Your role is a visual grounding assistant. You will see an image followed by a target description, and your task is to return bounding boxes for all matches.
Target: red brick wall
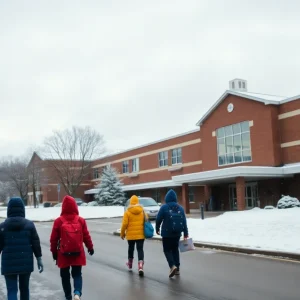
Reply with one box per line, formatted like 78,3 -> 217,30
279,99 -> 300,164
200,95 -> 282,170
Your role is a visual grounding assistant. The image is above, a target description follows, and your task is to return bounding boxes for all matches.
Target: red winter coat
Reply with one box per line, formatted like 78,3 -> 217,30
50,195 -> 93,269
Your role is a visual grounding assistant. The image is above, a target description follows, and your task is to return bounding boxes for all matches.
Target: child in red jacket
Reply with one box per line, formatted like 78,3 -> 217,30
50,195 -> 94,300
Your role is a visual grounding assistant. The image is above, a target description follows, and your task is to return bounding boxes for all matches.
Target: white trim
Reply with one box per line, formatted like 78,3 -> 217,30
195,90 -> 300,127
278,109 -> 300,120
281,140 -> 300,148
279,95 -> 300,104
196,90 -> 283,126
95,129 -> 200,161
172,166 -> 286,184
84,188 -> 100,195
121,180 -> 181,192
93,138 -> 200,168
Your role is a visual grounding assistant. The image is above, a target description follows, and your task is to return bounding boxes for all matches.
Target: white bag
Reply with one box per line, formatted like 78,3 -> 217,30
179,238 -> 195,253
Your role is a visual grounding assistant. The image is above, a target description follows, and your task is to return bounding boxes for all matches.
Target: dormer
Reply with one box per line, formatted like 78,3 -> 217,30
229,78 -> 248,92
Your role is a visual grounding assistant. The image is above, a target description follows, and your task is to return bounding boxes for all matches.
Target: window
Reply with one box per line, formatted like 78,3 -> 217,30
216,121 -> 251,166
242,82 -> 246,89
238,81 -> 242,88
131,158 -> 139,173
93,168 -> 99,179
122,160 -> 129,173
159,151 -> 168,167
232,82 -> 235,89
189,187 -> 195,203
172,148 -> 182,165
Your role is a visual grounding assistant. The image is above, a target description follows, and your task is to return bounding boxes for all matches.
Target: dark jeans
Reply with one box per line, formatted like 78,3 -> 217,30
60,266 -> 82,300
162,237 -> 180,269
128,239 -> 144,261
4,273 -> 31,300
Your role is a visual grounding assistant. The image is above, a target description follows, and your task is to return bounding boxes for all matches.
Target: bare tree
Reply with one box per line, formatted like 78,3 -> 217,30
0,181 -> 16,203
0,157 -> 29,203
43,126 -> 105,197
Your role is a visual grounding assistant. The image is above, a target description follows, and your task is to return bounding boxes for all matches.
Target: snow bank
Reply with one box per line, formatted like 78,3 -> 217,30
0,206 -> 124,222
187,207 -> 300,254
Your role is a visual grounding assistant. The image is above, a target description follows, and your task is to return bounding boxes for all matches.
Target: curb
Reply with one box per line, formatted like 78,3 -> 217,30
113,231 -> 300,262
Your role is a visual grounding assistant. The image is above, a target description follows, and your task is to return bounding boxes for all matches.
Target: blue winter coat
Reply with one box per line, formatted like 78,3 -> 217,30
156,189 -> 188,238
0,197 -> 42,275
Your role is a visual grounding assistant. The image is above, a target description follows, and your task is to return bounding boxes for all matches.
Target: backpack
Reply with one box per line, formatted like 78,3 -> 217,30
59,216 -> 83,256
168,204 -> 185,234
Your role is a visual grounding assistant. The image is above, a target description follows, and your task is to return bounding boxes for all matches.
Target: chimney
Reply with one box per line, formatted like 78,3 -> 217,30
229,78 -> 248,92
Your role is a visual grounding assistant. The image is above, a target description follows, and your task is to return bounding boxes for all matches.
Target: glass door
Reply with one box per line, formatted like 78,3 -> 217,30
245,182 -> 258,209
229,184 -> 237,210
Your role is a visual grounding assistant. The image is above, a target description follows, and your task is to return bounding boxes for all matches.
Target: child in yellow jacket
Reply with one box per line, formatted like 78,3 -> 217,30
121,195 -> 147,276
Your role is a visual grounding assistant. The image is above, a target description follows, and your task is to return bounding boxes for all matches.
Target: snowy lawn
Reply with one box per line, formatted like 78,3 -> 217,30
122,207 -> 300,254
185,207 -> 300,254
0,206 -> 124,222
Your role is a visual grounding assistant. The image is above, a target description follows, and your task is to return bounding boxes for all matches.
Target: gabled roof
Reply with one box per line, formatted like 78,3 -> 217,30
195,90 -> 299,126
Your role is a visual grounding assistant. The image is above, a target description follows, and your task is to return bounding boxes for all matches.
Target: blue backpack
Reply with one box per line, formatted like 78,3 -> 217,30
143,212 -> 154,239
168,204 -> 185,234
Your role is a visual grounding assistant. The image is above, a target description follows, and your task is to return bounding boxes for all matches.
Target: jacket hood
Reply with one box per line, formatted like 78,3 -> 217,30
165,189 -> 178,203
61,195 -> 79,216
128,195 -> 143,215
129,195 -> 139,206
7,197 -> 25,218
128,205 -> 143,215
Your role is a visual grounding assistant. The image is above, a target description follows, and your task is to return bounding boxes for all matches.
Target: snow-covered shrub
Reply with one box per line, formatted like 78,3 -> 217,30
80,202 -> 88,206
277,195 -> 300,209
264,205 -> 275,209
87,201 -> 99,206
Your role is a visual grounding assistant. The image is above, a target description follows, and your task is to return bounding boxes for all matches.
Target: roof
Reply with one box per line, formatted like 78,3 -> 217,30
196,89 -> 300,126
94,128 -> 199,162
172,164 -> 300,184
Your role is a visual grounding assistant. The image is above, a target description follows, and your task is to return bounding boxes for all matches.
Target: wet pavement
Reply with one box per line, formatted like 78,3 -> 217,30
0,220 -> 299,300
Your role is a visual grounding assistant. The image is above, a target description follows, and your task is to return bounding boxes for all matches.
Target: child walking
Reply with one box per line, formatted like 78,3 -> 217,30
50,195 -> 94,300
121,195 -> 147,276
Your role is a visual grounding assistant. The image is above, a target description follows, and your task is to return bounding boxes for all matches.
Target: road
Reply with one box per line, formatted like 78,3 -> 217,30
0,219 -> 299,300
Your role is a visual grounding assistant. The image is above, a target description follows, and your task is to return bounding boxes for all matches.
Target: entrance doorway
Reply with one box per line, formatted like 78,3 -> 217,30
229,182 -> 259,210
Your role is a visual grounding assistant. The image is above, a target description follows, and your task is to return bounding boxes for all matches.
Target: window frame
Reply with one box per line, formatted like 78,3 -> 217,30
171,148 -> 182,165
216,121 -> 252,167
131,158 -> 139,173
158,151 -> 168,167
93,168 -> 99,179
122,160 -> 129,173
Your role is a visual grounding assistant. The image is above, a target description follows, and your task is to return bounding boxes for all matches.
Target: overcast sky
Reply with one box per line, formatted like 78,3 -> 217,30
1,0 -> 300,158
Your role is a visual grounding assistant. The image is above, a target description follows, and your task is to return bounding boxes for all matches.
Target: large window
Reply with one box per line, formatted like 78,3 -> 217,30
172,148 -> 182,165
131,158 -> 139,173
158,151 -> 168,167
217,121 -> 252,166
122,160 -> 129,173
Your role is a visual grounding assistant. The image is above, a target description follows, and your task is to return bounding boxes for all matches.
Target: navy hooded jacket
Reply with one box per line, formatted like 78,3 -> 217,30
0,197 -> 42,275
155,189 -> 188,238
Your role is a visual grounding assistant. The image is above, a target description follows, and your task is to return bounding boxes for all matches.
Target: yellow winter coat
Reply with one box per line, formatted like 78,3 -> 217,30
121,195 -> 147,240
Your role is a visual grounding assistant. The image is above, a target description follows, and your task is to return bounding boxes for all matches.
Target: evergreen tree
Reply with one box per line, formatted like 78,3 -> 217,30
95,165 -> 125,206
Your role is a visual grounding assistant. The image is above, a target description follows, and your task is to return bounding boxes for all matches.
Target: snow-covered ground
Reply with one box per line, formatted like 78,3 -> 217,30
0,206 -> 124,221
145,207 -> 300,254
186,207 -> 300,254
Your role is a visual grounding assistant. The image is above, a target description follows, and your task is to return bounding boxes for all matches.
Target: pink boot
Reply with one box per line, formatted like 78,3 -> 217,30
138,260 -> 144,276
126,258 -> 133,271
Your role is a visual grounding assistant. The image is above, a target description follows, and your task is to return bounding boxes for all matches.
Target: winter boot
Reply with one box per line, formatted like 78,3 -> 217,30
138,260 -> 144,276
169,266 -> 177,278
74,291 -> 81,300
126,258 -> 133,271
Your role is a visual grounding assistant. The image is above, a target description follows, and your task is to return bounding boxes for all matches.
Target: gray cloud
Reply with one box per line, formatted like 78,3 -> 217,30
1,0 -> 300,157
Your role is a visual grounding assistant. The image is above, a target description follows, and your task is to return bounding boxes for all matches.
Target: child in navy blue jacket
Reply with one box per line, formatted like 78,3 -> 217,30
156,189 -> 188,278
0,197 -> 43,299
